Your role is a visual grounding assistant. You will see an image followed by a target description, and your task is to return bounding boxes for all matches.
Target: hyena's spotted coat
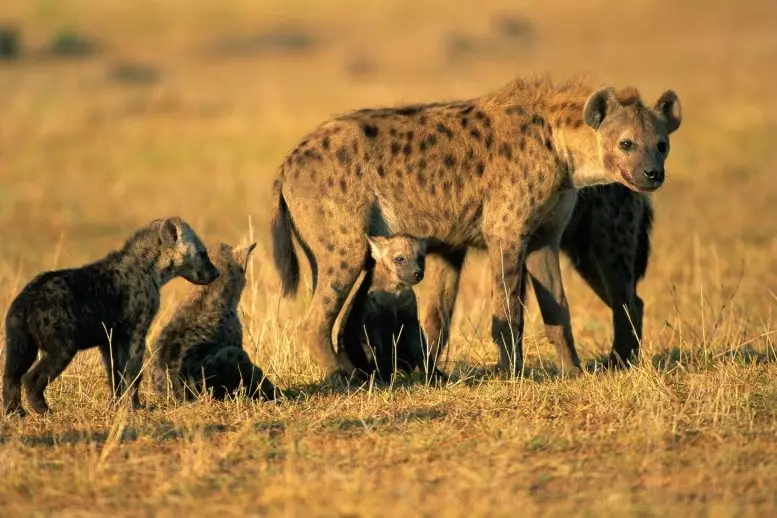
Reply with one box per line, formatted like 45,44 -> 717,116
271,76 -> 681,378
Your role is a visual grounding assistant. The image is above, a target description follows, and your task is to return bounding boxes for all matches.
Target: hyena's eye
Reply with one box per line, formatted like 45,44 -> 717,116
657,141 -> 668,154
394,256 -> 406,265
619,140 -> 636,152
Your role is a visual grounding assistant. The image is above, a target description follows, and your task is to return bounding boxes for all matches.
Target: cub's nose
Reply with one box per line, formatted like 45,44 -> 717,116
643,167 -> 665,183
413,269 -> 424,281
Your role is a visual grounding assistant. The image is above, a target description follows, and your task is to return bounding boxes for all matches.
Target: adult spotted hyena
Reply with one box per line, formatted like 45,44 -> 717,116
421,184 -> 653,371
271,76 -> 681,379
152,243 -> 277,402
341,235 -> 431,382
3,217 -> 219,416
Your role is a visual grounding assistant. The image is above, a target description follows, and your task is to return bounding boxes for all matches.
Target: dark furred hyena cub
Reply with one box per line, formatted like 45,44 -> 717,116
3,217 -> 219,416
152,242 -> 277,402
342,235 -> 439,382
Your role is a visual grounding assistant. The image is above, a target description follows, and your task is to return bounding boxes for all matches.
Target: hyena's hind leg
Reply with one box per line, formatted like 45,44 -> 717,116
3,320 -> 38,416
22,344 -> 77,414
298,225 -> 368,379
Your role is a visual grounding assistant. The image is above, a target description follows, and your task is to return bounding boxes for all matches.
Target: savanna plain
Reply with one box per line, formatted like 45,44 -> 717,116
1,0 -> 776,516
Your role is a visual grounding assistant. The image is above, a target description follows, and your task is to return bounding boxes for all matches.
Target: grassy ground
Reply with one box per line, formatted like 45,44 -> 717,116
1,0 -> 776,515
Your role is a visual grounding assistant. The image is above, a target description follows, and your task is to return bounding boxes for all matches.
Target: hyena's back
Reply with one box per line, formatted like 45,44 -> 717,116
277,100 -> 508,252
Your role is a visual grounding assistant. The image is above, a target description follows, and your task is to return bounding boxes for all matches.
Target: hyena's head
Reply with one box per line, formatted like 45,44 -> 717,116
367,234 -> 427,289
158,217 -> 220,285
584,87 -> 682,192
206,242 -> 257,297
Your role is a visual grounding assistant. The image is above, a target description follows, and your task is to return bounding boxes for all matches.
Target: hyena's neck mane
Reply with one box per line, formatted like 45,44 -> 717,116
101,224 -> 167,284
483,76 -> 607,189
483,75 -> 594,117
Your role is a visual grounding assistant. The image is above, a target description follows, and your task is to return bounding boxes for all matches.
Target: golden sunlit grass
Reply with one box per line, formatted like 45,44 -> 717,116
1,0 -> 777,515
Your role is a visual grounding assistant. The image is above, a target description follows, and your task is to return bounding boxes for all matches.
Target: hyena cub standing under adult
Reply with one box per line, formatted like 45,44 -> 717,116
341,235 -> 437,382
152,242 -> 277,402
3,217 -> 219,416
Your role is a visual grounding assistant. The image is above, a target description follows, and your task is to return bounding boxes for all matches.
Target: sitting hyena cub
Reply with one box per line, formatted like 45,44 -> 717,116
342,234 -> 442,383
3,217 -> 219,416
152,242 -> 277,402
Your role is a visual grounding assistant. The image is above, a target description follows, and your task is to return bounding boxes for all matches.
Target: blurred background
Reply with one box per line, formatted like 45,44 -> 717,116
0,0 -> 775,363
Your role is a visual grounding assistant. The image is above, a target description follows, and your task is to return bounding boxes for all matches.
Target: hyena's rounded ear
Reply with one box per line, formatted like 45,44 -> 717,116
160,218 -> 179,245
234,242 -> 257,270
653,90 -> 682,134
366,236 -> 386,260
418,238 -> 428,254
583,87 -> 616,130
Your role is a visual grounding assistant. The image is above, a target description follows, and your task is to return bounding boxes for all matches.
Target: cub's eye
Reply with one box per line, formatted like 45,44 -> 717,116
657,141 -> 668,154
394,256 -> 406,265
619,140 -> 635,152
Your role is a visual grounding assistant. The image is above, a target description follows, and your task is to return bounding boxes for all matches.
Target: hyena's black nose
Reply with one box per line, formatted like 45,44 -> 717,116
643,167 -> 664,183
414,269 -> 423,281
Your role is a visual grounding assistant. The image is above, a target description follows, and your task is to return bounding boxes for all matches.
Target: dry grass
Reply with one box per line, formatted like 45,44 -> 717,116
1,0 -> 776,515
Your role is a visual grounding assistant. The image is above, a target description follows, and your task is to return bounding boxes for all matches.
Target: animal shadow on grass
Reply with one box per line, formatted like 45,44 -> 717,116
450,361 -> 579,386
576,344 -> 777,374
280,367 -> 452,401
650,345 -> 777,372
0,421 -> 232,448
323,406 -> 448,433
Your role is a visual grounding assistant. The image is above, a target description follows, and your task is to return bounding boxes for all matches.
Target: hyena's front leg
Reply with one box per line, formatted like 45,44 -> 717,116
122,323 -> 152,409
419,249 -> 467,364
99,341 -> 127,400
525,242 -> 580,375
524,190 -> 581,375
486,236 -> 528,377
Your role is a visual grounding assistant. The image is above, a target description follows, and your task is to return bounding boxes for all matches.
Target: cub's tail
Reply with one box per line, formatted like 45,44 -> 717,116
3,307 -> 37,415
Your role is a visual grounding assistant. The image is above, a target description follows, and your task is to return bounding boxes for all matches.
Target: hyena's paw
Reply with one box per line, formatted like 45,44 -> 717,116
26,396 -> 51,415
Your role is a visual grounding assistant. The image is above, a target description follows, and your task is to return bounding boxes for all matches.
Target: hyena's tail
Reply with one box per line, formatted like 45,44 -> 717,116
3,310 -> 37,415
634,198 -> 654,282
271,179 -> 300,297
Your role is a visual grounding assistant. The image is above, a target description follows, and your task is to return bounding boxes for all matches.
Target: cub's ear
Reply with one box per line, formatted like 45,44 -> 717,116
366,236 -> 387,260
583,87 -> 616,130
653,89 -> 682,134
160,218 -> 179,245
417,238 -> 428,255
233,242 -> 257,271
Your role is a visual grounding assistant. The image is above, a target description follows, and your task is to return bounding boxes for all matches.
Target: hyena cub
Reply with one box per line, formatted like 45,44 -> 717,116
342,234 -> 440,382
3,217 -> 219,416
152,242 -> 277,402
